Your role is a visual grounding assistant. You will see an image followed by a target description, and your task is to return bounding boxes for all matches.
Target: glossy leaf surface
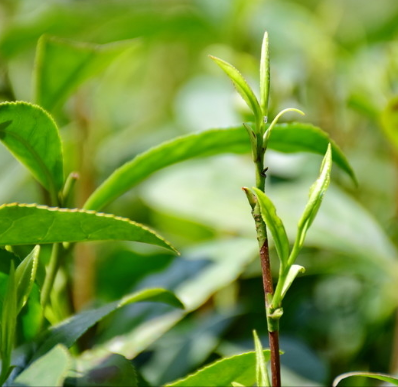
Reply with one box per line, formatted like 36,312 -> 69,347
167,350 -> 271,387
0,203 -> 176,252
0,102 -> 64,198
85,124 -> 355,212
281,264 -> 305,299
12,344 -> 71,387
34,288 -> 183,359
253,330 -> 270,387
34,35 -> 135,111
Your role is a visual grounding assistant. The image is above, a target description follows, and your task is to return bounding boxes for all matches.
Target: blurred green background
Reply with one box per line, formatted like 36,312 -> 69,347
1,0 -> 398,385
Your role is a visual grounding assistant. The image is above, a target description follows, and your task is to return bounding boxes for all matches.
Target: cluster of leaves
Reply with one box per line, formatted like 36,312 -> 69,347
1,0 -> 398,386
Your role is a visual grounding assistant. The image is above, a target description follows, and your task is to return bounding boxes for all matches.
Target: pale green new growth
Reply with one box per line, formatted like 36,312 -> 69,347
253,330 -> 270,387
209,55 -> 263,128
333,372 -> 398,387
260,31 -> 270,118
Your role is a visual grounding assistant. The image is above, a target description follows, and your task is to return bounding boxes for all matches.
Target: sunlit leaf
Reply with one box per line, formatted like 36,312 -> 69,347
260,31 -> 270,116
0,203 -> 176,252
253,188 -> 289,267
15,245 -> 40,313
166,350 -> 271,387
209,56 -> 262,125
34,288 -> 183,360
11,344 -> 71,387
333,371 -> 398,387
34,35 -> 135,112
0,102 -> 64,201
84,124 -> 354,212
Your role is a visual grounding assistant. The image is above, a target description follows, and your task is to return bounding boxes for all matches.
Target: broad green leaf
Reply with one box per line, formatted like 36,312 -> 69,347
12,344 -> 71,387
166,350 -> 271,387
333,372 -> 398,387
34,35 -> 135,112
281,264 -> 305,300
0,203 -> 176,252
253,188 -> 289,267
253,330 -> 270,387
209,56 -> 263,125
0,102 -> 64,200
296,144 -> 332,250
84,124 -> 354,212
15,245 -> 40,313
67,352 -> 138,387
34,288 -> 183,360
84,128 -> 250,211
260,31 -> 270,116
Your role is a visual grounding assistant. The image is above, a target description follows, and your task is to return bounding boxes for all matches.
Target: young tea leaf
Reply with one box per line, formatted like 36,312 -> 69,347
280,264 -> 305,300
295,144 -> 332,252
166,350 -> 271,387
333,372 -> 398,387
34,35 -> 136,112
260,31 -> 270,117
15,245 -> 40,313
209,56 -> 262,126
253,330 -> 270,387
11,344 -> 71,387
253,188 -> 289,268
0,101 -> 64,202
34,288 -> 184,360
0,203 -> 176,253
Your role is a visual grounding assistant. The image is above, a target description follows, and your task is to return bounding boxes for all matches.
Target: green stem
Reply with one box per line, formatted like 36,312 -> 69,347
39,243 -> 61,328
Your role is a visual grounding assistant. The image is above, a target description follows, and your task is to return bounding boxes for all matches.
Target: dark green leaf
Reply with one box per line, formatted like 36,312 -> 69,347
34,35 -> 136,112
34,288 -> 183,360
84,124 -> 354,212
0,203 -> 176,252
12,344 -> 71,387
15,245 -> 40,313
166,350 -> 271,387
67,352 -> 138,387
0,102 -> 64,200
333,372 -> 398,387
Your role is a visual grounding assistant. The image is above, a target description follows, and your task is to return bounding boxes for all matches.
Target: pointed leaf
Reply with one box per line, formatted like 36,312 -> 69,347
34,35 -> 135,112
253,188 -> 289,267
0,203 -> 176,252
281,265 -> 305,300
0,102 -> 64,199
333,372 -> 398,387
84,128 -> 251,211
85,124 -> 353,212
209,56 -> 262,124
296,144 -> 332,249
260,31 -> 270,117
15,245 -> 40,313
34,288 -> 183,360
253,330 -> 270,387
12,344 -> 71,387
166,350 -> 271,387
